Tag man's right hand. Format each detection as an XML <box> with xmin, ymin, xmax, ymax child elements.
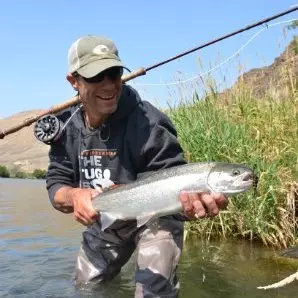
<box><xmin>71</xmin><ymin>188</ymin><xmax>101</xmax><ymax>226</ymax></box>
<box><xmin>54</xmin><ymin>187</ymin><xmax>101</xmax><ymax>226</ymax></box>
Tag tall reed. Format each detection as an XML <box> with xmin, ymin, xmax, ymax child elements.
<box><xmin>167</xmin><ymin>66</ymin><xmax>297</xmax><ymax>248</ymax></box>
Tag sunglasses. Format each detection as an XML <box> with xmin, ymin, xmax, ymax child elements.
<box><xmin>74</xmin><ymin>67</ymin><xmax>123</xmax><ymax>84</ymax></box>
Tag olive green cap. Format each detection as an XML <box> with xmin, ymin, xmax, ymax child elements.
<box><xmin>68</xmin><ymin>35</ymin><xmax>124</xmax><ymax>78</ymax></box>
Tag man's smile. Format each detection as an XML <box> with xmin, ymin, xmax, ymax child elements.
<box><xmin>97</xmin><ymin>94</ymin><xmax>115</xmax><ymax>100</ymax></box>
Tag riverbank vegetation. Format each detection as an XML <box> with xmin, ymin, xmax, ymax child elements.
<box><xmin>167</xmin><ymin>42</ymin><xmax>297</xmax><ymax>248</ymax></box>
<box><xmin>0</xmin><ymin>165</ymin><xmax>47</xmax><ymax>179</ymax></box>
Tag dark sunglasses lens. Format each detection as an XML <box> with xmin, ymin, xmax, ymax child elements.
<box><xmin>83</xmin><ymin>67</ymin><xmax>123</xmax><ymax>83</ymax></box>
<box><xmin>84</xmin><ymin>73</ymin><xmax>104</xmax><ymax>83</ymax></box>
<box><xmin>107</xmin><ymin>67</ymin><xmax>123</xmax><ymax>79</ymax></box>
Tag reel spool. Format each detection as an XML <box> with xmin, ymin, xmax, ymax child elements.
<box><xmin>34</xmin><ymin>114</ymin><xmax>63</xmax><ymax>144</ymax></box>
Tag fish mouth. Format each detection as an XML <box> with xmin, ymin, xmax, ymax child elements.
<box><xmin>235</xmin><ymin>171</ymin><xmax>253</xmax><ymax>183</ymax></box>
<box><xmin>232</xmin><ymin>171</ymin><xmax>257</xmax><ymax>189</ymax></box>
<box><xmin>243</xmin><ymin>172</ymin><xmax>253</xmax><ymax>181</ymax></box>
<box><xmin>240</xmin><ymin>172</ymin><xmax>258</xmax><ymax>190</ymax></box>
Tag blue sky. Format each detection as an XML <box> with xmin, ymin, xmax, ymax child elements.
<box><xmin>0</xmin><ymin>1</ymin><xmax>297</xmax><ymax>118</ymax></box>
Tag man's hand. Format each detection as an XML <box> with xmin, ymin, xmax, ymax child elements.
<box><xmin>70</xmin><ymin>188</ymin><xmax>101</xmax><ymax>226</ymax></box>
<box><xmin>179</xmin><ymin>191</ymin><xmax>228</xmax><ymax>219</ymax></box>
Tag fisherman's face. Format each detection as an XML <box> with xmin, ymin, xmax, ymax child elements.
<box><xmin>67</xmin><ymin>67</ymin><xmax>123</xmax><ymax>122</ymax></box>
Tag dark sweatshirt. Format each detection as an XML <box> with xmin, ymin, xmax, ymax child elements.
<box><xmin>46</xmin><ymin>84</ymin><xmax>187</xmax><ymax>206</ymax></box>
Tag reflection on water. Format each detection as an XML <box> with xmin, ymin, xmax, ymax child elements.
<box><xmin>1</xmin><ymin>178</ymin><xmax>298</xmax><ymax>297</ymax></box>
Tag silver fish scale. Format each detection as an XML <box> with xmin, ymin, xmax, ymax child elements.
<box><xmin>92</xmin><ymin>163</ymin><xmax>215</xmax><ymax>220</ymax></box>
<box><xmin>92</xmin><ymin>162</ymin><xmax>254</xmax><ymax>229</ymax></box>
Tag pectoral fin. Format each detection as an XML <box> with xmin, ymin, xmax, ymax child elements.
<box><xmin>100</xmin><ymin>212</ymin><xmax>118</xmax><ymax>231</ymax></box>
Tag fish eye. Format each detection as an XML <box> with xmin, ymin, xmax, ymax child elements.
<box><xmin>232</xmin><ymin>169</ymin><xmax>240</xmax><ymax>176</ymax></box>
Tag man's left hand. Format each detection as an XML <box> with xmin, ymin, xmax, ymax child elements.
<box><xmin>179</xmin><ymin>191</ymin><xmax>228</xmax><ymax>219</ymax></box>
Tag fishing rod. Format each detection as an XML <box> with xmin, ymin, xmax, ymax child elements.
<box><xmin>0</xmin><ymin>6</ymin><xmax>297</xmax><ymax>141</ymax></box>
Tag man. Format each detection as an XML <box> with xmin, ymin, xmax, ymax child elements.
<box><xmin>46</xmin><ymin>35</ymin><xmax>228</xmax><ymax>297</ymax></box>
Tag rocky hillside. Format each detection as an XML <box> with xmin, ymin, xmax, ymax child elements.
<box><xmin>229</xmin><ymin>37</ymin><xmax>297</xmax><ymax>98</ymax></box>
<box><xmin>0</xmin><ymin>39</ymin><xmax>296</xmax><ymax>173</ymax></box>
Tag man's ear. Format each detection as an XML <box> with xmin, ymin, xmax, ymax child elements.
<box><xmin>67</xmin><ymin>73</ymin><xmax>78</xmax><ymax>90</ymax></box>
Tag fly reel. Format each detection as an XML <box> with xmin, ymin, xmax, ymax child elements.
<box><xmin>34</xmin><ymin>114</ymin><xmax>63</xmax><ymax>144</ymax></box>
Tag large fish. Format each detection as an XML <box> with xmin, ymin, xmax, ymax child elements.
<box><xmin>92</xmin><ymin>162</ymin><xmax>256</xmax><ymax>230</ymax></box>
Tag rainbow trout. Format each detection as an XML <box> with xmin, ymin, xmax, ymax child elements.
<box><xmin>92</xmin><ymin>162</ymin><xmax>255</xmax><ymax>230</ymax></box>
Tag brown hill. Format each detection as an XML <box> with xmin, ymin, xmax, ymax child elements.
<box><xmin>0</xmin><ymin>39</ymin><xmax>296</xmax><ymax>173</ymax></box>
<box><xmin>0</xmin><ymin>110</ymin><xmax>50</xmax><ymax>172</ymax></box>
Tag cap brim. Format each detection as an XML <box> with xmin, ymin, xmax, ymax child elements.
<box><xmin>77</xmin><ymin>59</ymin><xmax>124</xmax><ymax>78</ymax></box>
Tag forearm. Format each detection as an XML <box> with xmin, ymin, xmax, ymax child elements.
<box><xmin>53</xmin><ymin>186</ymin><xmax>80</xmax><ymax>213</ymax></box>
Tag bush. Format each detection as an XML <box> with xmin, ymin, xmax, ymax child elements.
<box><xmin>0</xmin><ymin>165</ymin><xmax>10</xmax><ymax>178</ymax></box>
<box><xmin>15</xmin><ymin>171</ymin><xmax>27</xmax><ymax>179</ymax></box>
<box><xmin>32</xmin><ymin>169</ymin><xmax>47</xmax><ymax>179</ymax></box>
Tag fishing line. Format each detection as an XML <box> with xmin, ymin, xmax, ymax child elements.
<box><xmin>60</xmin><ymin>104</ymin><xmax>82</xmax><ymax>132</ymax></box>
<box><xmin>131</xmin><ymin>19</ymin><xmax>297</xmax><ymax>87</ymax></box>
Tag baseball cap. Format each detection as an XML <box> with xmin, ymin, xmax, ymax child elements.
<box><xmin>68</xmin><ymin>35</ymin><xmax>124</xmax><ymax>78</ymax></box>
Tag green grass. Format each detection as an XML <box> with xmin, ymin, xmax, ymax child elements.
<box><xmin>167</xmin><ymin>77</ymin><xmax>297</xmax><ymax>248</ymax></box>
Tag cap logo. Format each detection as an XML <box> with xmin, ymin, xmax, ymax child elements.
<box><xmin>93</xmin><ymin>45</ymin><xmax>110</xmax><ymax>55</ymax></box>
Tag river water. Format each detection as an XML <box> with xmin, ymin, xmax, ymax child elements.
<box><xmin>1</xmin><ymin>178</ymin><xmax>298</xmax><ymax>297</ymax></box>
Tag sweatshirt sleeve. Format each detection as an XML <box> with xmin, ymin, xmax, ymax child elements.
<box><xmin>136</xmin><ymin>102</ymin><xmax>187</xmax><ymax>177</ymax></box>
<box><xmin>46</xmin><ymin>140</ymin><xmax>76</xmax><ymax>206</ymax></box>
